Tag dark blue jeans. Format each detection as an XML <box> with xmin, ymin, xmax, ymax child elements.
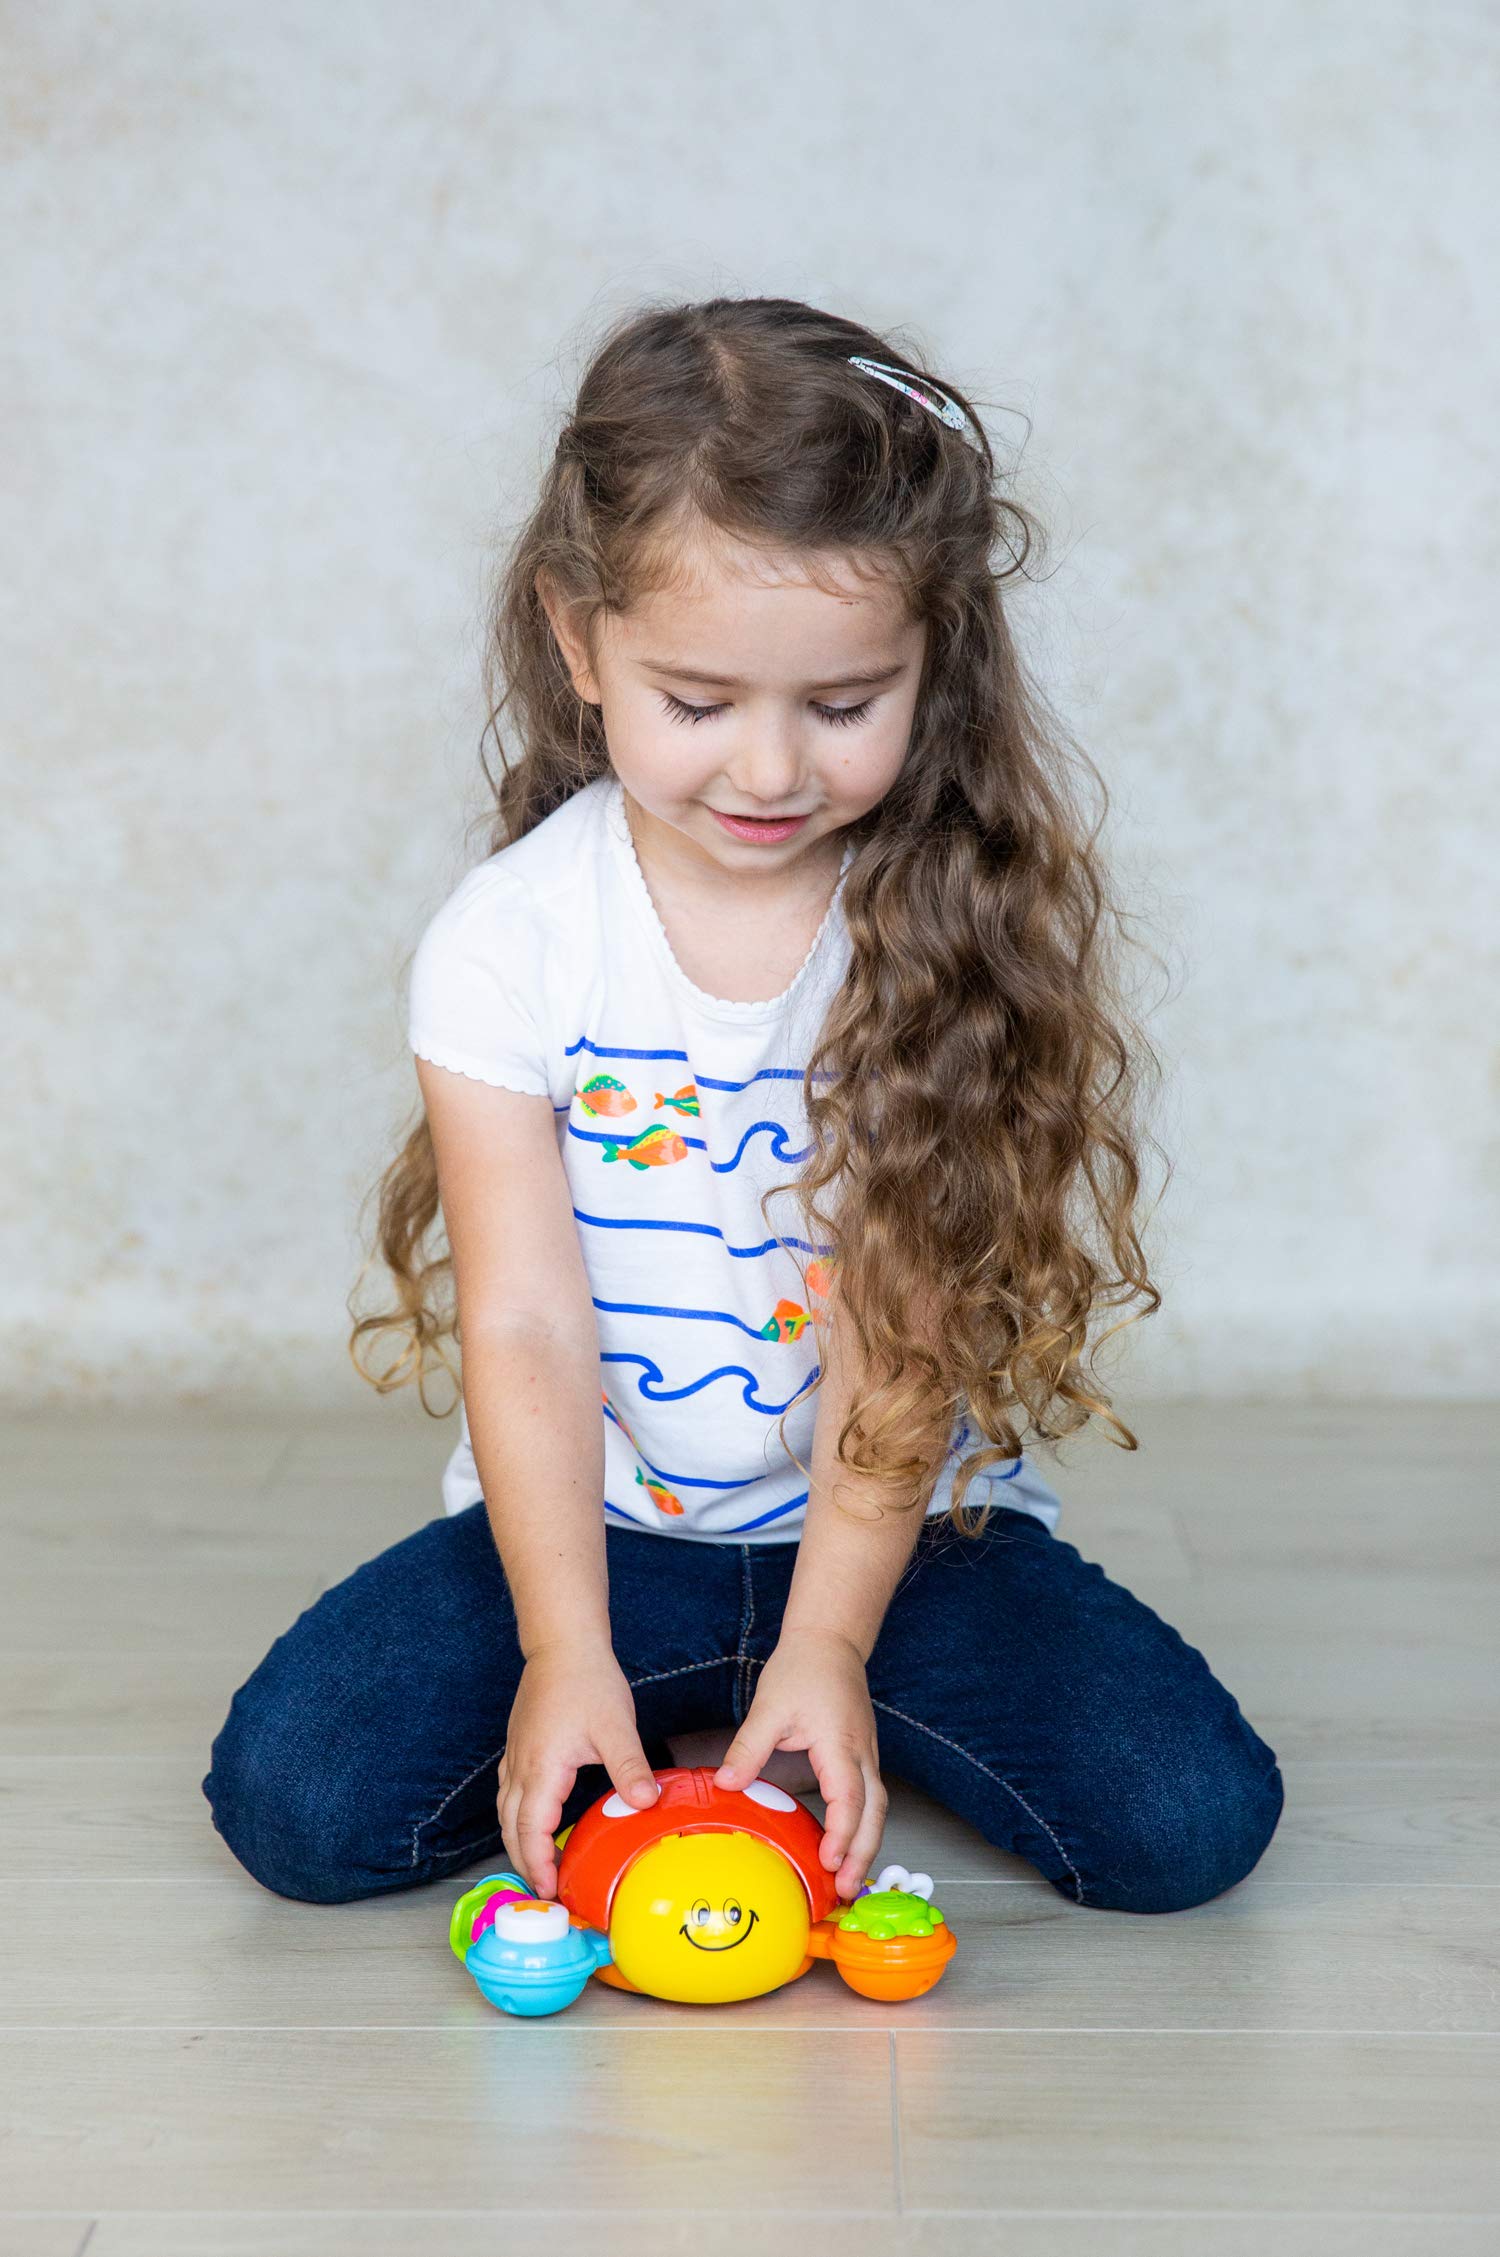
<box><xmin>202</xmin><ymin>1504</ymin><xmax>1282</xmax><ymax>1916</ymax></box>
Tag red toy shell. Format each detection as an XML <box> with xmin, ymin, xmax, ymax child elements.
<box><xmin>556</xmin><ymin>1765</ymin><xmax>839</xmax><ymax>1932</ymax></box>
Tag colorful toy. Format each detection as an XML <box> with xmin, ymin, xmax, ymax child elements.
<box><xmin>448</xmin><ymin>1765</ymin><xmax>956</xmax><ymax>2017</ymax></box>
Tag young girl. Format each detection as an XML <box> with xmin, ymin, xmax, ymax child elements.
<box><xmin>203</xmin><ymin>296</ymin><xmax>1283</xmax><ymax>1917</ymax></box>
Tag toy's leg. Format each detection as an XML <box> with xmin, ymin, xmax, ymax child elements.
<box><xmin>864</xmin><ymin>1507</ymin><xmax>1283</xmax><ymax>1914</ymax></box>
<box><xmin>450</xmin><ymin>1874</ymin><xmax>535</xmax><ymax>1956</ymax></box>
<box><xmin>590</xmin><ymin>1962</ymin><xmax>646</xmax><ymax>1993</ymax></box>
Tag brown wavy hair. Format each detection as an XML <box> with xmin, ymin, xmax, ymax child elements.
<box><xmin>349</xmin><ymin>293</ymin><xmax>1169</xmax><ymax>1534</ymax></box>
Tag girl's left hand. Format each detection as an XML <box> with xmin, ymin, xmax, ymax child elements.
<box><xmin>712</xmin><ymin>1627</ymin><xmax>886</xmax><ymax>1899</ymax></box>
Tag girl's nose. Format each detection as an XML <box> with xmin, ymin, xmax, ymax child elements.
<box><xmin>719</xmin><ymin>705</ymin><xmax>811</xmax><ymax>803</ymax></box>
<box><xmin>722</xmin><ymin>757</ymin><xmax>807</xmax><ymax>808</ymax></box>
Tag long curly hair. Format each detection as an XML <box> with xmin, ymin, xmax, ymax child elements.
<box><xmin>349</xmin><ymin>294</ymin><xmax>1169</xmax><ymax>1533</ymax></box>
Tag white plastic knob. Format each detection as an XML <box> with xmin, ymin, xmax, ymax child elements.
<box><xmin>491</xmin><ymin>1900</ymin><xmax>571</xmax><ymax>1944</ymax></box>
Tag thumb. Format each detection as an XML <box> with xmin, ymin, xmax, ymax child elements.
<box><xmin>713</xmin><ymin>1721</ymin><xmax>776</xmax><ymax>1792</ymax></box>
<box><xmin>601</xmin><ymin>1734</ymin><xmax>660</xmax><ymax>1809</ymax></box>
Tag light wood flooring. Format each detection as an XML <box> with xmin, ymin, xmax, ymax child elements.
<box><xmin>0</xmin><ymin>1398</ymin><xmax>1496</xmax><ymax>2254</ymax></box>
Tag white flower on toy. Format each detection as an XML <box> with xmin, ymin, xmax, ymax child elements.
<box><xmin>872</xmin><ymin>1863</ymin><xmax>934</xmax><ymax>1900</ymax></box>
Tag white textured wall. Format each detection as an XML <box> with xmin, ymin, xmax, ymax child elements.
<box><xmin>4</xmin><ymin>1</ymin><xmax>1495</xmax><ymax>1408</ymax></box>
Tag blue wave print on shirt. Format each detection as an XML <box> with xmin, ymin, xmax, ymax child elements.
<box><xmin>593</xmin><ymin>1293</ymin><xmax>819</xmax><ymax>1342</ymax></box>
<box><xmin>603</xmin><ymin>1490</ymin><xmax>811</xmax><ymax>1534</ymax></box>
<box><xmin>573</xmin><ymin>1207</ymin><xmax>832</xmax><ymax>1259</ymax></box>
<box><xmin>602</xmin><ymin>1398</ymin><xmax>802</xmax><ymax>1492</ymax></box>
<box><xmin>566</xmin><ymin>1033</ymin><xmax>835</xmax><ymax>1094</ymax></box>
<box><xmin>561</xmin><ymin>1037</ymin><xmax>849</xmax><ymax>1533</ymax></box>
<box><xmin>595</xmin><ymin>1408</ymin><xmax>1028</xmax><ymax>1534</ymax></box>
<box><xmin>602</xmin><ymin>1349</ymin><xmax>821</xmax><ymax>1417</ymax></box>
<box><xmin>601</xmin><ymin>1389</ymin><xmax>817</xmax><ymax>1534</ymax></box>
<box><xmin>600</xmin><ymin>1428</ymin><xmax>1027</xmax><ymax>1538</ymax></box>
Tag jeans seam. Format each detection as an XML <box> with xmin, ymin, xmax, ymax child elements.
<box><xmin>411</xmin><ymin>1739</ymin><xmax>510</xmax><ymax>1873</ymax></box>
<box><xmin>433</xmin><ymin>1821</ymin><xmax>507</xmax><ymax>1873</ymax></box>
<box><xmin>626</xmin><ymin>1656</ymin><xmax>737</xmax><ymax>1692</ymax></box>
<box><xmin>411</xmin><ymin>1656</ymin><xmax>738</xmax><ymax>1873</ymax></box>
<box><xmin>735</xmin><ymin>1544</ymin><xmax>755</xmax><ymax>1720</ymax></box>
<box><xmin>870</xmin><ymin>1694</ymin><xmax>1087</xmax><ymax>1906</ymax></box>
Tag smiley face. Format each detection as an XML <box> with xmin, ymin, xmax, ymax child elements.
<box><xmin>680</xmin><ymin>1896</ymin><xmax>759</xmax><ymax>1951</ymax></box>
<box><xmin>608</xmin><ymin>1831</ymin><xmax>813</xmax><ymax>2003</ymax></box>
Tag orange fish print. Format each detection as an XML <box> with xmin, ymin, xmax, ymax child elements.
<box><xmin>759</xmin><ymin>1298</ymin><xmax>813</xmax><ymax>1343</ymax></box>
<box><xmin>804</xmin><ymin>1259</ymin><xmax>835</xmax><ymax>1300</ymax></box>
<box><xmin>576</xmin><ymin>1073</ymin><xmax>637</xmax><ymax>1118</ymax></box>
<box><xmin>635</xmin><ymin>1466</ymin><xmax>685</xmax><ymax>1517</ymax></box>
<box><xmin>605</xmin><ymin>1390</ymin><xmax>686</xmax><ymax>1519</ymax></box>
<box><xmin>602</xmin><ymin>1122</ymin><xmax>689</xmax><ymax>1170</ymax></box>
<box><xmin>653</xmin><ymin>1083</ymin><xmax>700</xmax><ymax>1118</ymax></box>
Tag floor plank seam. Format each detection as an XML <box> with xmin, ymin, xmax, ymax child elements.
<box><xmin>887</xmin><ymin>2027</ymin><xmax>903</xmax><ymax>2216</ymax></box>
<box><xmin>7</xmin><ymin>2023</ymin><xmax>1499</xmax><ymax>2036</ymax></box>
<box><xmin>252</xmin><ymin>1433</ymin><xmax>297</xmax><ymax>1500</ymax></box>
<box><xmin>4</xmin><ymin>2205</ymin><xmax>1500</xmax><ymax>2223</ymax></box>
<box><xmin>8</xmin><ymin>1872</ymin><xmax>1500</xmax><ymax>1887</ymax></box>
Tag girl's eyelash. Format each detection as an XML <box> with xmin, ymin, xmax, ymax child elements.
<box><xmin>659</xmin><ymin>690</ymin><xmax>875</xmax><ymax>729</ymax></box>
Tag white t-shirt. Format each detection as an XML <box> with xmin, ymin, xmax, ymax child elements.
<box><xmin>407</xmin><ymin>771</ymin><xmax>1062</xmax><ymax>1544</ymax></box>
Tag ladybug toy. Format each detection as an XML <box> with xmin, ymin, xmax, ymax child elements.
<box><xmin>448</xmin><ymin>1765</ymin><xmax>957</xmax><ymax>2017</ymax></box>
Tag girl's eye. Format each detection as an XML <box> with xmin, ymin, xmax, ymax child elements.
<box><xmin>660</xmin><ymin>693</ymin><xmax>725</xmax><ymax>726</ymax></box>
<box><xmin>658</xmin><ymin>691</ymin><xmax>875</xmax><ymax>729</ymax></box>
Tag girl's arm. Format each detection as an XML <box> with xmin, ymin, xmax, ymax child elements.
<box><xmin>417</xmin><ymin>1057</ymin><xmax>611</xmax><ymax>1651</ymax></box>
<box><xmin>416</xmin><ymin>1061</ymin><xmax>659</xmax><ymax>1892</ymax></box>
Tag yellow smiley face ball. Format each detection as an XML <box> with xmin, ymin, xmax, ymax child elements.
<box><xmin>607</xmin><ymin>1830</ymin><xmax>814</xmax><ymax>2003</ymax></box>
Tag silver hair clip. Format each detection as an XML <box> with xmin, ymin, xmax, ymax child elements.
<box><xmin>848</xmin><ymin>355</ymin><xmax>968</xmax><ymax>432</ymax></box>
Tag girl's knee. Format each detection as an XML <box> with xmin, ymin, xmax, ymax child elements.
<box><xmin>202</xmin><ymin>1671</ymin><xmax>413</xmax><ymax>1905</ymax></box>
<box><xmin>1064</xmin><ymin>1733</ymin><xmax>1284</xmax><ymax>1915</ymax></box>
<box><xmin>201</xmin><ymin>1514</ymin><xmax>518</xmax><ymax>1903</ymax></box>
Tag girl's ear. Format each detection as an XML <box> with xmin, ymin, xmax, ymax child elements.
<box><xmin>535</xmin><ymin>570</ymin><xmax>602</xmax><ymax>705</ymax></box>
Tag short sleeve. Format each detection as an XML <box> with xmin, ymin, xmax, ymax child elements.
<box><xmin>406</xmin><ymin>865</ymin><xmax>553</xmax><ymax>1097</ymax></box>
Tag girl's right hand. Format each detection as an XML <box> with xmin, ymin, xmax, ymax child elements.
<box><xmin>495</xmin><ymin>1640</ymin><xmax>659</xmax><ymax>1899</ymax></box>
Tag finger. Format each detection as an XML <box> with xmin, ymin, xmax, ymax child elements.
<box><xmin>712</xmin><ymin>1717</ymin><xmax>780</xmax><ymax>1791</ymax></box>
<box><xmin>497</xmin><ymin>1772</ymin><xmax>527</xmax><ymax>1888</ymax></box>
<box><xmin>599</xmin><ymin>1731</ymin><xmax>661</xmax><ymax>1810</ymax></box>
<box><xmin>837</xmin><ymin>1768</ymin><xmax>888</xmax><ymax>1898</ymax></box>
<box><xmin>811</xmin><ymin>1742</ymin><xmax>866</xmax><ymax>1870</ymax></box>
<box><xmin>518</xmin><ymin>1770</ymin><xmax>569</xmax><ymax>1898</ymax></box>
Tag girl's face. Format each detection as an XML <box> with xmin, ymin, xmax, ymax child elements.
<box><xmin>539</xmin><ymin>530</ymin><xmax>928</xmax><ymax>887</ymax></box>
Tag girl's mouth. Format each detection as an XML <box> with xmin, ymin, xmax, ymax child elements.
<box><xmin>709</xmin><ymin>809</ymin><xmax>809</xmax><ymax>844</ymax></box>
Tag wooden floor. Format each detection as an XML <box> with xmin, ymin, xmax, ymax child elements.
<box><xmin>1</xmin><ymin>1398</ymin><xmax>1496</xmax><ymax>2255</ymax></box>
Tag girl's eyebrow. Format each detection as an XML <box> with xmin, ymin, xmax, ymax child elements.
<box><xmin>639</xmin><ymin>657</ymin><xmax>908</xmax><ymax>692</ymax></box>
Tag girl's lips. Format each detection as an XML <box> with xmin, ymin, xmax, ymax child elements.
<box><xmin>710</xmin><ymin>808</ymin><xmax>809</xmax><ymax>844</ymax></box>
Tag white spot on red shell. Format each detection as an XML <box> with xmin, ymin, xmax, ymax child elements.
<box><xmin>601</xmin><ymin>1786</ymin><xmax>660</xmax><ymax>1818</ymax></box>
<box><xmin>743</xmin><ymin>1778</ymin><xmax>798</xmax><ymax>1812</ymax></box>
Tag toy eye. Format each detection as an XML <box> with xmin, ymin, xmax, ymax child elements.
<box><xmin>724</xmin><ymin>1899</ymin><xmax>742</xmax><ymax>1925</ymax></box>
<box><xmin>690</xmin><ymin>1899</ymin><xmax>712</xmax><ymax>1927</ymax></box>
